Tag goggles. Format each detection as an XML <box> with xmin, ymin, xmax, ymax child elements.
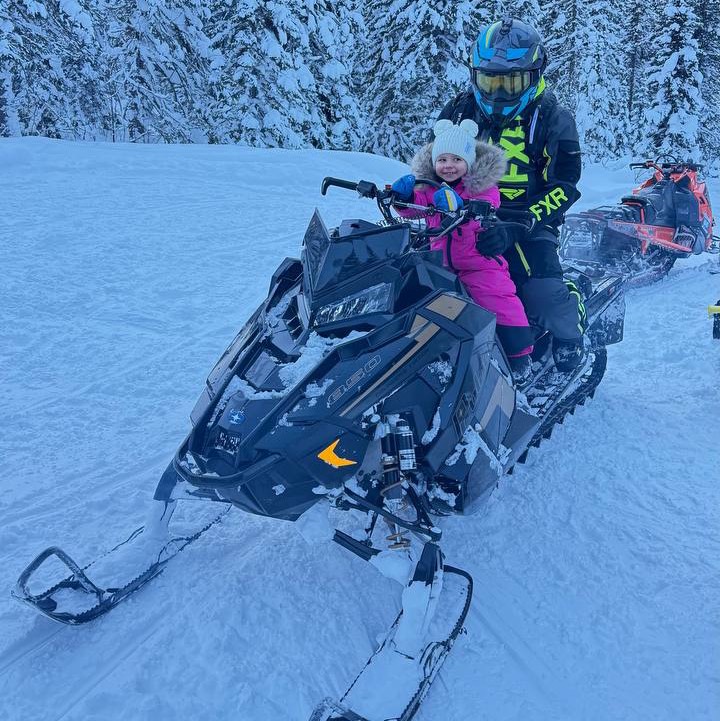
<box><xmin>472</xmin><ymin>70</ymin><xmax>532</xmax><ymax>97</ymax></box>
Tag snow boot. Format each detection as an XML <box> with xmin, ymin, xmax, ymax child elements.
<box><xmin>508</xmin><ymin>354</ymin><xmax>533</xmax><ymax>386</ymax></box>
<box><xmin>551</xmin><ymin>337</ymin><xmax>585</xmax><ymax>373</ymax></box>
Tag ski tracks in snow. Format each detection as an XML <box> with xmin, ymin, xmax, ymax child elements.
<box><xmin>0</xmin><ymin>514</ymin><xmax>269</xmax><ymax>720</ymax></box>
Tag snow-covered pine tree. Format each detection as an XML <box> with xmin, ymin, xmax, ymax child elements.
<box><xmin>208</xmin><ymin>0</ymin><xmax>356</xmax><ymax>148</ymax></box>
<box><xmin>693</xmin><ymin>0</ymin><xmax>720</xmax><ymax>170</ymax></box>
<box><xmin>0</xmin><ymin>0</ymin><xmax>101</xmax><ymax>138</ymax></box>
<box><xmin>573</xmin><ymin>0</ymin><xmax>626</xmax><ymax>160</ymax></box>
<box><xmin>360</xmin><ymin>0</ymin><xmax>492</xmax><ymax>162</ymax></box>
<box><xmin>309</xmin><ymin>0</ymin><xmax>364</xmax><ymax>150</ymax></box>
<box><xmin>642</xmin><ymin>1</ymin><xmax>703</xmax><ymax>161</ymax></box>
<box><xmin>538</xmin><ymin>0</ymin><xmax>578</xmax><ymax>114</ymax></box>
<box><xmin>621</xmin><ymin>0</ymin><xmax>652</xmax><ymax>159</ymax></box>
<box><xmin>106</xmin><ymin>0</ymin><xmax>214</xmax><ymax>142</ymax></box>
<box><xmin>0</xmin><ymin>0</ymin><xmax>23</xmax><ymax>136</ymax></box>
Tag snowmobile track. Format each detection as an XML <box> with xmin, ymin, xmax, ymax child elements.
<box><xmin>515</xmin><ymin>348</ymin><xmax>608</xmax><ymax>467</ymax></box>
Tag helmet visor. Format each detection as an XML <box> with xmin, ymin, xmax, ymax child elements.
<box><xmin>472</xmin><ymin>70</ymin><xmax>532</xmax><ymax>98</ymax></box>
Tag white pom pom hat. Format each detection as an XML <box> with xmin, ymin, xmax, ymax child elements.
<box><xmin>431</xmin><ymin>118</ymin><xmax>479</xmax><ymax>168</ymax></box>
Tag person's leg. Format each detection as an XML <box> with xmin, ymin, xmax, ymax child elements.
<box><xmin>516</xmin><ymin>276</ymin><xmax>585</xmax><ymax>341</ymax></box>
<box><xmin>458</xmin><ymin>264</ymin><xmax>534</xmax><ymax>358</ymax></box>
<box><xmin>508</xmin><ymin>240</ymin><xmax>587</xmax><ymax>371</ymax></box>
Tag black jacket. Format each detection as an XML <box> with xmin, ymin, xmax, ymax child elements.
<box><xmin>437</xmin><ymin>90</ymin><xmax>582</xmax><ymax>241</ymax></box>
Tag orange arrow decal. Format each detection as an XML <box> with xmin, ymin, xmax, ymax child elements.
<box><xmin>317</xmin><ymin>439</ymin><xmax>357</xmax><ymax>468</ymax></box>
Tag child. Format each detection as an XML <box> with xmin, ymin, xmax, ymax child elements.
<box><xmin>391</xmin><ymin>118</ymin><xmax>534</xmax><ymax>381</ymax></box>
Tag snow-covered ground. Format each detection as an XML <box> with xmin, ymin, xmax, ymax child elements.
<box><xmin>1</xmin><ymin>137</ymin><xmax>718</xmax><ymax>721</ymax></box>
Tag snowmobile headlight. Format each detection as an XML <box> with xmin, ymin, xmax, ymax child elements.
<box><xmin>315</xmin><ymin>283</ymin><xmax>393</xmax><ymax>326</ymax></box>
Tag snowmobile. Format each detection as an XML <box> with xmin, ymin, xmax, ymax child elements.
<box><xmin>560</xmin><ymin>159</ymin><xmax>717</xmax><ymax>286</ymax></box>
<box><xmin>13</xmin><ymin>177</ymin><xmax>625</xmax><ymax>721</ymax></box>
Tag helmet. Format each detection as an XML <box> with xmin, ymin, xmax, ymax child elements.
<box><xmin>470</xmin><ymin>17</ymin><xmax>547</xmax><ymax>124</ymax></box>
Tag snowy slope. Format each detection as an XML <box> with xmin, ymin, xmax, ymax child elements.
<box><xmin>0</xmin><ymin>138</ymin><xmax>718</xmax><ymax>721</ymax></box>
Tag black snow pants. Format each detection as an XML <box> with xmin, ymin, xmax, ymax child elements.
<box><xmin>504</xmin><ymin>237</ymin><xmax>585</xmax><ymax>343</ymax></box>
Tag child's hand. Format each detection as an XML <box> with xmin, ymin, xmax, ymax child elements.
<box><xmin>391</xmin><ymin>174</ymin><xmax>416</xmax><ymax>202</ymax></box>
<box><xmin>433</xmin><ymin>186</ymin><xmax>464</xmax><ymax>212</ymax></box>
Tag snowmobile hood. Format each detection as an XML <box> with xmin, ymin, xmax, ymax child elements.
<box><xmin>168</xmin><ymin>291</ymin><xmax>502</xmax><ymax>520</ymax></box>
<box><xmin>158</xmin><ymin>210</ymin><xmax>542</xmax><ymax>522</ymax></box>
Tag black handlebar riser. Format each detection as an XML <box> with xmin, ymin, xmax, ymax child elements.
<box><xmin>413</xmin><ymin>177</ymin><xmax>443</xmax><ymax>189</ymax></box>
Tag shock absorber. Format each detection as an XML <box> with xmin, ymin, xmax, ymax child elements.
<box><xmin>395</xmin><ymin>419</ymin><xmax>417</xmax><ymax>472</ymax></box>
<box><xmin>379</xmin><ymin>418</ymin><xmax>418</xmax><ymax>550</ymax></box>
<box><xmin>380</xmin><ymin>418</ymin><xmax>417</xmax><ymax>498</ymax></box>
<box><xmin>380</xmin><ymin>428</ymin><xmax>402</xmax><ymax>499</ymax></box>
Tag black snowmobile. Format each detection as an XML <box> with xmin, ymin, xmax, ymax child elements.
<box><xmin>560</xmin><ymin>159</ymin><xmax>717</xmax><ymax>286</ymax></box>
<box><xmin>14</xmin><ymin>178</ymin><xmax>625</xmax><ymax>721</ymax></box>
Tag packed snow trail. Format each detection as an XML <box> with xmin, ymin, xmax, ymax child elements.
<box><xmin>1</xmin><ymin>138</ymin><xmax>718</xmax><ymax>720</ymax></box>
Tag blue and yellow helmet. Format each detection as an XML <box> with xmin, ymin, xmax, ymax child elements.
<box><xmin>471</xmin><ymin>18</ymin><xmax>547</xmax><ymax>125</ymax></box>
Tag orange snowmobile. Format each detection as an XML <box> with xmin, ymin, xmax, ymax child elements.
<box><xmin>560</xmin><ymin>159</ymin><xmax>717</xmax><ymax>285</ymax></box>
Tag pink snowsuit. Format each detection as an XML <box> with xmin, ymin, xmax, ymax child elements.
<box><xmin>398</xmin><ymin>142</ymin><xmax>533</xmax><ymax>357</ymax></box>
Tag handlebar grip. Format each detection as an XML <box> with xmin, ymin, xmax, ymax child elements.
<box><xmin>321</xmin><ymin>177</ymin><xmax>380</xmax><ymax>199</ymax></box>
<box><xmin>496</xmin><ymin>207</ymin><xmax>531</xmax><ymax>221</ymax></box>
<box><xmin>321</xmin><ymin>177</ymin><xmax>360</xmax><ymax>196</ymax></box>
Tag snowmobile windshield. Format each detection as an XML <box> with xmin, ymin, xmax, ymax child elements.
<box><xmin>472</xmin><ymin>69</ymin><xmax>532</xmax><ymax>98</ymax></box>
<box><xmin>302</xmin><ymin>211</ymin><xmax>411</xmax><ymax>298</ymax></box>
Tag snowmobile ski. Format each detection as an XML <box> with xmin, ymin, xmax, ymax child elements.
<box><xmin>13</xmin><ymin>503</ymin><xmax>230</xmax><ymax>625</ymax></box>
<box><xmin>310</xmin><ymin>555</ymin><xmax>472</xmax><ymax>721</ymax></box>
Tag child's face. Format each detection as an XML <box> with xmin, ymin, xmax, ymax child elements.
<box><xmin>435</xmin><ymin>154</ymin><xmax>469</xmax><ymax>183</ymax></box>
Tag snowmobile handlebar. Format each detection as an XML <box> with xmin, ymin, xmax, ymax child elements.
<box><xmin>321</xmin><ymin>177</ymin><xmax>380</xmax><ymax>198</ymax></box>
<box><xmin>495</xmin><ymin>207</ymin><xmax>535</xmax><ymax>231</ymax></box>
<box><xmin>629</xmin><ymin>161</ymin><xmax>656</xmax><ymax>170</ymax></box>
<box><xmin>320</xmin><ymin>176</ymin><xmax>519</xmax><ymax>245</ymax></box>
<box><xmin>629</xmin><ymin>159</ymin><xmax>703</xmax><ymax>174</ymax></box>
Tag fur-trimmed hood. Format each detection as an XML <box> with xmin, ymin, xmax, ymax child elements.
<box><xmin>410</xmin><ymin>140</ymin><xmax>507</xmax><ymax>195</ymax></box>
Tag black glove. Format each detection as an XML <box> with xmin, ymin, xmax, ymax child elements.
<box><xmin>475</xmin><ymin>221</ymin><xmax>526</xmax><ymax>258</ymax></box>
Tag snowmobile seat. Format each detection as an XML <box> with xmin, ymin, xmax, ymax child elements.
<box><xmin>614</xmin><ymin>202</ymin><xmax>642</xmax><ymax>223</ymax></box>
<box><xmin>621</xmin><ymin>195</ymin><xmax>647</xmax><ymax>206</ymax></box>
<box><xmin>623</xmin><ymin>194</ymin><xmax>664</xmax><ymax>225</ymax></box>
